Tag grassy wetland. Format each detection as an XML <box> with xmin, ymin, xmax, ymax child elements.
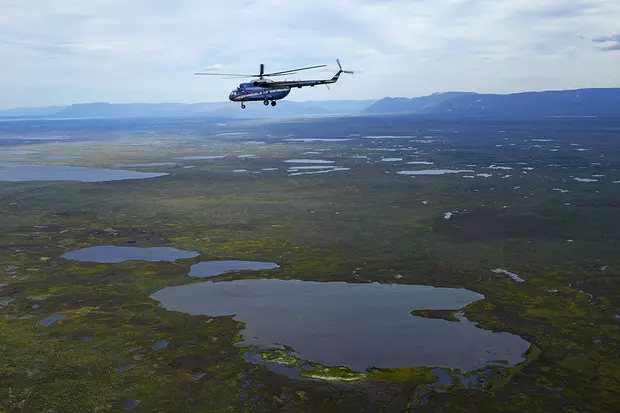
<box><xmin>1</xmin><ymin>115</ymin><xmax>620</xmax><ymax>412</ymax></box>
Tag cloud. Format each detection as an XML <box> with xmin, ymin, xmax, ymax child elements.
<box><xmin>1</xmin><ymin>0</ymin><xmax>620</xmax><ymax>108</ymax></box>
<box><xmin>201</xmin><ymin>64</ymin><xmax>223</xmax><ymax>71</ymax></box>
<box><xmin>593</xmin><ymin>34</ymin><xmax>620</xmax><ymax>51</ymax></box>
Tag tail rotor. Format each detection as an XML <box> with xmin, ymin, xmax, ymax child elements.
<box><xmin>336</xmin><ymin>59</ymin><xmax>355</xmax><ymax>74</ymax></box>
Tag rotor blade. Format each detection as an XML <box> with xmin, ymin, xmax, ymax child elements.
<box><xmin>263</xmin><ymin>64</ymin><xmax>326</xmax><ymax>76</ymax></box>
<box><xmin>194</xmin><ymin>72</ymin><xmax>260</xmax><ymax>77</ymax></box>
<box><xmin>268</xmin><ymin>72</ymin><xmax>299</xmax><ymax>77</ymax></box>
<box><xmin>260</xmin><ymin>64</ymin><xmax>264</xmax><ymax>78</ymax></box>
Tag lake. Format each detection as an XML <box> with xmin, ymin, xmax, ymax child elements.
<box><xmin>0</xmin><ymin>165</ymin><xmax>168</xmax><ymax>182</ymax></box>
<box><xmin>397</xmin><ymin>169</ymin><xmax>475</xmax><ymax>176</ymax></box>
<box><xmin>62</xmin><ymin>246</ymin><xmax>199</xmax><ymax>263</ymax></box>
<box><xmin>151</xmin><ymin>279</ymin><xmax>530</xmax><ymax>372</ymax></box>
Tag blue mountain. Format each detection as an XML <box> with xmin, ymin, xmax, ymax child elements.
<box><xmin>364</xmin><ymin>88</ymin><xmax>620</xmax><ymax>117</ymax></box>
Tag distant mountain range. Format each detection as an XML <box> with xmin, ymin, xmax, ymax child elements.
<box><xmin>1</xmin><ymin>88</ymin><xmax>618</xmax><ymax>119</ymax></box>
<box><xmin>0</xmin><ymin>105</ymin><xmax>69</xmax><ymax>118</ymax></box>
<box><xmin>363</xmin><ymin>88</ymin><xmax>620</xmax><ymax>117</ymax></box>
<box><xmin>0</xmin><ymin>100</ymin><xmax>375</xmax><ymax>120</ymax></box>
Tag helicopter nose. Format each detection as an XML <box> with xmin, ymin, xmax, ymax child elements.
<box><xmin>229</xmin><ymin>91</ymin><xmax>236</xmax><ymax>101</ymax></box>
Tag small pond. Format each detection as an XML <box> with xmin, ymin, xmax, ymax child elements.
<box><xmin>189</xmin><ymin>260</ymin><xmax>280</xmax><ymax>278</ymax></box>
<box><xmin>44</xmin><ymin>156</ymin><xmax>83</xmax><ymax>160</ymax></box>
<box><xmin>40</xmin><ymin>314</ymin><xmax>66</xmax><ymax>326</ymax></box>
<box><xmin>397</xmin><ymin>169</ymin><xmax>475</xmax><ymax>176</ymax></box>
<box><xmin>151</xmin><ymin>279</ymin><xmax>530</xmax><ymax>372</ymax></box>
<box><xmin>0</xmin><ymin>165</ymin><xmax>168</xmax><ymax>182</ymax></box>
<box><xmin>283</xmin><ymin>159</ymin><xmax>335</xmax><ymax>164</ymax></box>
<box><xmin>115</xmin><ymin>162</ymin><xmax>176</xmax><ymax>167</ymax></box>
<box><xmin>174</xmin><ymin>155</ymin><xmax>225</xmax><ymax>160</ymax></box>
<box><xmin>62</xmin><ymin>246</ymin><xmax>199</xmax><ymax>263</ymax></box>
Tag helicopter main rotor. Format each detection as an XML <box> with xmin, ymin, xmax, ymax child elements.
<box><xmin>195</xmin><ymin>63</ymin><xmax>326</xmax><ymax>79</ymax></box>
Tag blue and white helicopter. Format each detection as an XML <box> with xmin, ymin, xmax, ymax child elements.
<box><xmin>195</xmin><ymin>60</ymin><xmax>353</xmax><ymax>109</ymax></box>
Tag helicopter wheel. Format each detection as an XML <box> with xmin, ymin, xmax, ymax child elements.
<box><xmin>271</xmin><ymin>100</ymin><xmax>277</xmax><ymax>107</ymax></box>
<box><xmin>263</xmin><ymin>100</ymin><xmax>270</xmax><ymax>106</ymax></box>
<box><xmin>241</xmin><ymin>103</ymin><xmax>246</xmax><ymax>109</ymax></box>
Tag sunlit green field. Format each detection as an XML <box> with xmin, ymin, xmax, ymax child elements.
<box><xmin>1</xmin><ymin>116</ymin><xmax>620</xmax><ymax>412</ymax></box>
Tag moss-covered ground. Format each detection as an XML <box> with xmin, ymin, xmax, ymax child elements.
<box><xmin>1</xmin><ymin>116</ymin><xmax>620</xmax><ymax>412</ymax></box>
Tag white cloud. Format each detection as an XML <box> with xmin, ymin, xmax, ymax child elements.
<box><xmin>593</xmin><ymin>34</ymin><xmax>620</xmax><ymax>51</ymax></box>
<box><xmin>1</xmin><ymin>0</ymin><xmax>619</xmax><ymax>108</ymax></box>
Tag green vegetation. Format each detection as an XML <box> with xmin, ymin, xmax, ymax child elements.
<box><xmin>410</xmin><ymin>309</ymin><xmax>460</xmax><ymax>322</ymax></box>
<box><xmin>1</xmin><ymin>117</ymin><xmax>620</xmax><ymax>412</ymax></box>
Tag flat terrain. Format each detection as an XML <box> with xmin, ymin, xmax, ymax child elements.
<box><xmin>1</xmin><ymin>115</ymin><xmax>620</xmax><ymax>412</ymax></box>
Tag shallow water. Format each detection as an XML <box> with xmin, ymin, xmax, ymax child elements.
<box><xmin>492</xmin><ymin>269</ymin><xmax>525</xmax><ymax>283</ymax></box>
<box><xmin>574</xmin><ymin>178</ymin><xmax>598</xmax><ymax>183</ymax></box>
<box><xmin>285</xmin><ymin>138</ymin><xmax>350</xmax><ymax>142</ymax></box>
<box><xmin>123</xmin><ymin>400</ymin><xmax>140</xmax><ymax>409</ymax></box>
<box><xmin>0</xmin><ymin>165</ymin><xmax>168</xmax><ymax>182</ymax></box>
<box><xmin>283</xmin><ymin>159</ymin><xmax>334</xmax><ymax>164</ymax></box>
<box><xmin>45</xmin><ymin>156</ymin><xmax>83</xmax><ymax>160</ymax></box>
<box><xmin>152</xmin><ymin>279</ymin><xmax>530</xmax><ymax>371</ymax></box>
<box><xmin>397</xmin><ymin>169</ymin><xmax>475</xmax><ymax>176</ymax></box>
<box><xmin>154</xmin><ymin>340</ymin><xmax>169</xmax><ymax>351</ymax></box>
<box><xmin>115</xmin><ymin>162</ymin><xmax>176</xmax><ymax>167</ymax></box>
<box><xmin>287</xmin><ymin>166</ymin><xmax>342</xmax><ymax>170</ymax></box>
<box><xmin>189</xmin><ymin>260</ymin><xmax>280</xmax><ymax>278</ymax></box>
<box><xmin>289</xmin><ymin>168</ymin><xmax>349</xmax><ymax>176</ymax></box>
<box><xmin>40</xmin><ymin>314</ymin><xmax>66</xmax><ymax>326</ymax></box>
<box><xmin>0</xmin><ymin>150</ymin><xmax>37</xmax><ymax>155</ymax></box>
<box><xmin>175</xmin><ymin>155</ymin><xmax>225</xmax><ymax>160</ymax></box>
<box><xmin>0</xmin><ymin>298</ymin><xmax>15</xmax><ymax>307</ymax></box>
<box><xmin>62</xmin><ymin>246</ymin><xmax>199</xmax><ymax>263</ymax></box>
<box><xmin>116</xmin><ymin>364</ymin><xmax>134</xmax><ymax>373</ymax></box>
<box><xmin>364</xmin><ymin>135</ymin><xmax>414</xmax><ymax>139</ymax></box>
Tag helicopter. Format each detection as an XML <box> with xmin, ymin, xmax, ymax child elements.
<box><xmin>195</xmin><ymin>60</ymin><xmax>353</xmax><ymax>109</ymax></box>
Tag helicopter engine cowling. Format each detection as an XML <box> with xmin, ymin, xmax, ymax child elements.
<box><xmin>253</xmin><ymin>79</ymin><xmax>274</xmax><ymax>87</ymax></box>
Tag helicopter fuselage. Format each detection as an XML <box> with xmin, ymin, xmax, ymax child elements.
<box><xmin>229</xmin><ymin>83</ymin><xmax>291</xmax><ymax>102</ymax></box>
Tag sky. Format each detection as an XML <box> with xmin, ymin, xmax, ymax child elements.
<box><xmin>1</xmin><ymin>0</ymin><xmax>620</xmax><ymax>108</ymax></box>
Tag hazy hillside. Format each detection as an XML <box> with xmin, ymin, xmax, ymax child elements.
<box><xmin>52</xmin><ymin>100</ymin><xmax>375</xmax><ymax>119</ymax></box>
<box><xmin>0</xmin><ymin>105</ymin><xmax>68</xmax><ymax>118</ymax></box>
<box><xmin>4</xmin><ymin>89</ymin><xmax>620</xmax><ymax>120</ymax></box>
<box><xmin>362</xmin><ymin>92</ymin><xmax>474</xmax><ymax>114</ymax></box>
<box><xmin>55</xmin><ymin>102</ymin><xmax>226</xmax><ymax>118</ymax></box>
<box><xmin>365</xmin><ymin>88</ymin><xmax>620</xmax><ymax>117</ymax></box>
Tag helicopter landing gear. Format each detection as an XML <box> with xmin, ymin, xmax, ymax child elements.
<box><xmin>263</xmin><ymin>100</ymin><xmax>270</xmax><ymax>106</ymax></box>
<box><xmin>271</xmin><ymin>100</ymin><xmax>277</xmax><ymax>107</ymax></box>
<box><xmin>241</xmin><ymin>103</ymin><xmax>246</xmax><ymax>109</ymax></box>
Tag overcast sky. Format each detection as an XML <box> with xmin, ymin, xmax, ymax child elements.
<box><xmin>1</xmin><ymin>0</ymin><xmax>620</xmax><ymax>108</ymax></box>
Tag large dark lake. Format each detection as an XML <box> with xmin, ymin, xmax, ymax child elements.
<box><xmin>152</xmin><ymin>279</ymin><xmax>530</xmax><ymax>371</ymax></box>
